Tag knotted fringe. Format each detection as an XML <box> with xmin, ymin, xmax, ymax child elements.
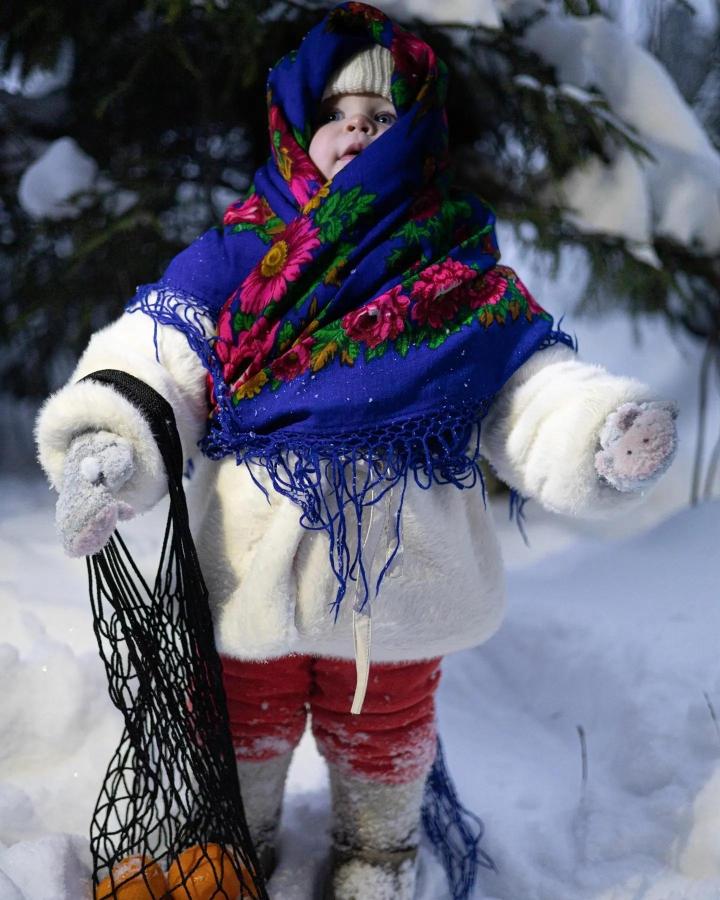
<box><xmin>509</xmin><ymin>488</ymin><xmax>530</xmax><ymax>546</ymax></box>
<box><xmin>224</xmin><ymin>420</ymin><xmax>487</xmax><ymax>617</ymax></box>
<box><xmin>422</xmin><ymin>738</ymin><xmax>496</xmax><ymax>900</ymax></box>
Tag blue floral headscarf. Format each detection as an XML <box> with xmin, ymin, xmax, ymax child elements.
<box><xmin>129</xmin><ymin>1</ymin><xmax>572</xmax><ymax>612</ymax></box>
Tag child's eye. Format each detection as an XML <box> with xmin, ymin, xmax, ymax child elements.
<box><xmin>322</xmin><ymin>110</ymin><xmax>342</xmax><ymax>123</ymax></box>
<box><xmin>375</xmin><ymin>112</ymin><xmax>396</xmax><ymax>125</ymax></box>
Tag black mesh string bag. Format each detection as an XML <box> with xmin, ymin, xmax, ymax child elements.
<box><xmin>81</xmin><ymin>370</ymin><xmax>266</xmax><ymax>900</ymax></box>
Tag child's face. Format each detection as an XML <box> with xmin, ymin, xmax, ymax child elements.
<box><xmin>308</xmin><ymin>93</ymin><xmax>397</xmax><ymax>181</ymax></box>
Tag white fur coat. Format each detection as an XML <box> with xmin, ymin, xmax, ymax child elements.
<box><xmin>36</xmin><ymin>309</ymin><xmax>652</xmax><ymax>662</ymax></box>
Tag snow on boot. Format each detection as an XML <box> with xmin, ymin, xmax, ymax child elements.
<box><xmin>327</xmin><ymin>846</ymin><xmax>418</xmax><ymax>900</ymax></box>
<box><xmin>235</xmin><ymin>751</ymin><xmax>293</xmax><ymax>879</ymax></box>
<box><xmin>324</xmin><ymin>766</ymin><xmax>426</xmax><ymax>900</ymax></box>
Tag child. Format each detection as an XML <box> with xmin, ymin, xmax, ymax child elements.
<box><xmin>36</xmin><ymin>4</ymin><xmax>678</xmax><ymax>899</ymax></box>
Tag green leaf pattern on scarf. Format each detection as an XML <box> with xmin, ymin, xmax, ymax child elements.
<box><xmin>313</xmin><ymin>186</ymin><xmax>377</xmax><ymax>243</ymax></box>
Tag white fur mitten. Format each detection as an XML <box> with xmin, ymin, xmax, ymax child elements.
<box><xmin>56</xmin><ymin>430</ymin><xmax>137</xmax><ymax>557</ymax></box>
<box><xmin>594</xmin><ymin>400</ymin><xmax>678</xmax><ymax>493</ymax></box>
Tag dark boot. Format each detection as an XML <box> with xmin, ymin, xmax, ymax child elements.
<box><xmin>235</xmin><ymin>752</ymin><xmax>292</xmax><ymax>882</ymax></box>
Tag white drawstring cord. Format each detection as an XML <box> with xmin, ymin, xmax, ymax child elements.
<box><xmin>349</xmin><ymin>480</ymin><xmax>384</xmax><ymax>715</ymax></box>
<box><xmin>350</xmin><ymin>607</ymin><xmax>372</xmax><ymax>715</ymax></box>
<box><xmin>349</xmin><ymin>478</ymin><xmax>404</xmax><ymax>714</ymax></box>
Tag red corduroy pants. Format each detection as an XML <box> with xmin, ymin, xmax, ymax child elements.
<box><xmin>220</xmin><ymin>655</ymin><xmax>441</xmax><ymax>784</ymax></box>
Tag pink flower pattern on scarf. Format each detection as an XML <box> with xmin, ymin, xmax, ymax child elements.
<box><xmin>269</xmin><ymin>106</ymin><xmax>322</xmax><ymax>206</ymax></box>
<box><xmin>224</xmin><ymin>193</ymin><xmax>274</xmax><ymax>226</ymax></box>
<box><xmin>240</xmin><ymin>217</ymin><xmax>321</xmax><ymax>314</ymax></box>
<box><xmin>271</xmin><ymin>336</ymin><xmax>315</xmax><ymax>381</ymax></box>
<box><xmin>391</xmin><ymin>28</ymin><xmax>432</xmax><ymax>78</ymax></box>
<box><xmin>465</xmin><ymin>265</ymin><xmax>543</xmax><ymax>314</ymax></box>
<box><xmin>217</xmin><ymin>315</ymin><xmax>280</xmax><ymax>383</ymax></box>
<box><xmin>409</xmin><ymin>186</ymin><xmax>442</xmax><ymax>222</ymax></box>
<box><xmin>410</xmin><ymin>259</ymin><xmax>477</xmax><ymax>328</ymax></box>
<box><xmin>465</xmin><ymin>267</ymin><xmax>508</xmax><ymax>310</ymax></box>
<box><xmin>342</xmin><ymin>285</ymin><xmax>410</xmax><ymax>347</ymax></box>
<box><xmin>511</xmin><ymin>268</ymin><xmax>545</xmax><ymax>315</ymax></box>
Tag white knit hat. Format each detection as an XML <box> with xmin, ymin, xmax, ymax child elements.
<box><xmin>322</xmin><ymin>46</ymin><xmax>394</xmax><ymax>102</ymax></box>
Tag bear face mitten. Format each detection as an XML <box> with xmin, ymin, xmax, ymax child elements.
<box><xmin>56</xmin><ymin>430</ymin><xmax>137</xmax><ymax>557</ymax></box>
<box><xmin>594</xmin><ymin>400</ymin><xmax>678</xmax><ymax>493</ymax></box>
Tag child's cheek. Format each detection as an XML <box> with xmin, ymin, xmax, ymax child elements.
<box><xmin>308</xmin><ymin>128</ymin><xmax>334</xmax><ymax>180</ymax></box>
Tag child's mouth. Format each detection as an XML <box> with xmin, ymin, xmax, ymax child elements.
<box><xmin>339</xmin><ymin>144</ymin><xmax>364</xmax><ymax>162</ymax></box>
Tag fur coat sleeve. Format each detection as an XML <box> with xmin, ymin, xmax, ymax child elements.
<box><xmin>480</xmin><ymin>344</ymin><xmax>655</xmax><ymax>517</ymax></box>
<box><xmin>35</xmin><ymin>307</ymin><xmax>209</xmax><ymax>513</ymax></box>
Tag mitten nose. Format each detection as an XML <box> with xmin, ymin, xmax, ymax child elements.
<box><xmin>63</xmin><ymin>502</ymin><xmax>119</xmax><ymax>558</ymax></box>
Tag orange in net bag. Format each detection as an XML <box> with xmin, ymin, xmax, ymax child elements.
<box><xmin>95</xmin><ymin>855</ymin><xmax>168</xmax><ymax>900</ymax></box>
<box><xmin>167</xmin><ymin>843</ymin><xmax>260</xmax><ymax>899</ymax></box>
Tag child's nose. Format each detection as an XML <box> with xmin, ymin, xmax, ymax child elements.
<box><xmin>345</xmin><ymin>114</ymin><xmax>374</xmax><ymax>135</ymax></box>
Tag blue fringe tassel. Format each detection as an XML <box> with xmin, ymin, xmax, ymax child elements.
<box><xmin>508</xmin><ymin>489</ymin><xmax>530</xmax><ymax>547</ymax></box>
<box><xmin>422</xmin><ymin>738</ymin><xmax>496</xmax><ymax>900</ymax></box>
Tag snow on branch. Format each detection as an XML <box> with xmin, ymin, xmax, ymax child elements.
<box><xmin>522</xmin><ymin>12</ymin><xmax>720</xmax><ymax>256</ymax></box>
